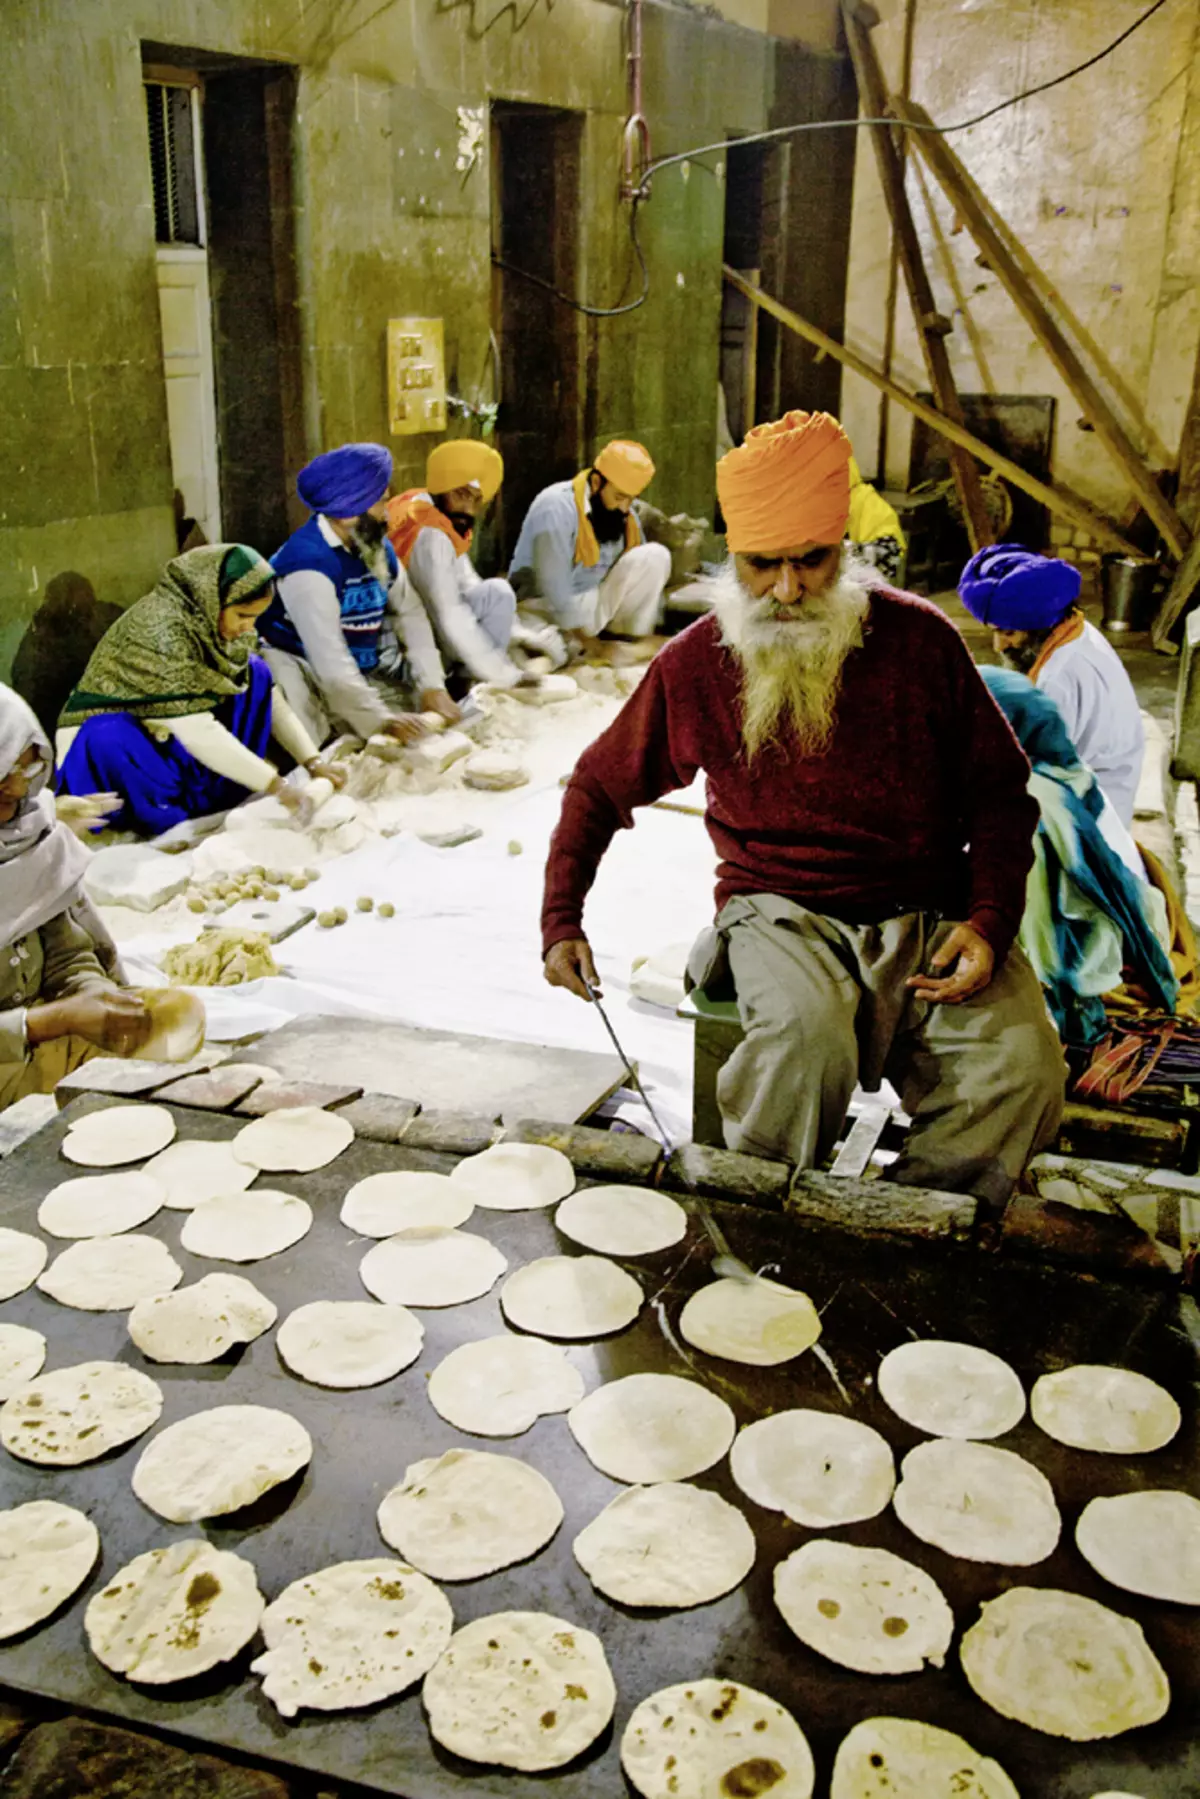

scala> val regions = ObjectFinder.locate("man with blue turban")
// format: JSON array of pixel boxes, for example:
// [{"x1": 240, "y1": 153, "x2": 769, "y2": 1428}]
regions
[
  {"x1": 261, "y1": 443, "x2": 453, "y2": 746},
  {"x1": 959, "y1": 545, "x2": 1144, "y2": 831}
]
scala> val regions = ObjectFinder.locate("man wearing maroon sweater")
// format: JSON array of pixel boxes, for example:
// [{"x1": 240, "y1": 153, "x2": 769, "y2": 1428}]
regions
[{"x1": 542, "y1": 412, "x2": 1065, "y2": 1206}]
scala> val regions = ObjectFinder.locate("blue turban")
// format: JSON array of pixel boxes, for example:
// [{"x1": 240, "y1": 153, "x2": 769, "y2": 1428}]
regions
[
  {"x1": 959, "y1": 545, "x2": 1082, "y2": 631},
  {"x1": 296, "y1": 443, "x2": 393, "y2": 517}
]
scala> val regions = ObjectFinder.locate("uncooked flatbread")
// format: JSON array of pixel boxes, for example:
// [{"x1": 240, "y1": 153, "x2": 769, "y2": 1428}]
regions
[
  {"x1": 554, "y1": 1186, "x2": 687, "y2": 1257},
  {"x1": 878, "y1": 1339, "x2": 1026, "y2": 1439},
  {"x1": 679, "y1": 1276, "x2": 821, "y2": 1366},
  {"x1": 0, "y1": 1323, "x2": 46, "y2": 1398},
  {"x1": 0, "y1": 1228, "x2": 48, "y2": 1301},
  {"x1": 423, "y1": 1610, "x2": 615, "y2": 1771},
  {"x1": 1031, "y1": 1364, "x2": 1181, "y2": 1454},
  {"x1": 180, "y1": 1189, "x2": 312, "y2": 1262},
  {"x1": 427, "y1": 1335, "x2": 585, "y2": 1437},
  {"x1": 0, "y1": 1501, "x2": 100, "y2": 1640},
  {"x1": 232, "y1": 1105, "x2": 354, "y2": 1173},
  {"x1": 38, "y1": 1172, "x2": 165, "y2": 1239},
  {"x1": 830, "y1": 1717, "x2": 1020, "y2": 1799},
  {"x1": 359, "y1": 1228, "x2": 507, "y2": 1307},
  {"x1": 568, "y1": 1373, "x2": 736, "y2": 1484},
  {"x1": 277, "y1": 1300, "x2": 423, "y2": 1387},
  {"x1": 500, "y1": 1254, "x2": 643, "y2": 1339},
  {"x1": 341, "y1": 1170, "x2": 474, "y2": 1236},
  {"x1": 449, "y1": 1141, "x2": 575, "y2": 1210},
  {"x1": 37, "y1": 1235, "x2": 182, "y2": 1310},
  {"x1": 731, "y1": 1410, "x2": 895, "y2": 1528},
  {"x1": 573, "y1": 1483, "x2": 755, "y2": 1608},
  {"x1": 61, "y1": 1103, "x2": 176, "y2": 1167},
  {"x1": 960, "y1": 1587, "x2": 1170, "y2": 1739},
  {"x1": 377, "y1": 1448, "x2": 562, "y2": 1580},
  {"x1": 252, "y1": 1558, "x2": 453, "y2": 1717},
  {"x1": 142, "y1": 1139, "x2": 257, "y2": 1210},
  {"x1": 1076, "y1": 1490, "x2": 1200, "y2": 1603},
  {"x1": 1, "y1": 1361, "x2": 163, "y2": 1465},
  {"x1": 774, "y1": 1540, "x2": 954, "y2": 1675},
  {"x1": 622, "y1": 1680, "x2": 815, "y2": 1799},
  {"x1": 128, "y1": 1274, "x2": 277, "y2": 1363},
  {"x1": 893, "y1": 1439, "x2": 1061, "y2": 1565},
  {"x1": 85, "y1": 1539, "x2": 264, "y2": 1683},
  {"x1": 132, "y1": 1404, "x2": 312, "y2": 1521}
]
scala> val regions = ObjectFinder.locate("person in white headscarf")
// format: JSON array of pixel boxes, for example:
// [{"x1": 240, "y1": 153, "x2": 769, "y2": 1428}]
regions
[{"x1": 0, "y1": 685, "x2": 150, "y2": 1108}]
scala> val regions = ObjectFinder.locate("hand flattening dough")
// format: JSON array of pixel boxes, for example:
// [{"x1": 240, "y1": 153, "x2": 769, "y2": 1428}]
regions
[
  {"x1": 142, "y1": 1139, "x2": 256, "y2": 1210},
  {"x1": 0, "y1": 1324, "x2": 46, "y2": 1398},
  {"x1": 449, "y1": 1141, "x2": 575, "y2": 1210},
  {"x1": 359, "y1": 1228, "x2": 507, "y2": 1307},
  {"x1": 276, "y1": 1300, "x2": 423, "y2": 1387},
  {"x1": 132, "y1": 1404, "x2": 312, "y2": 1521},
  {"x1": 731, "y1": 1410, "x2": 895, "y2": 1528},
  {"x1": 0, "y1": 1501, "x2": 100, "y2": 1641},
  {"x1": 85, "y1": 1539, "x2": 264, "y2": 1683},
  {"x1": 573, "y1": 1483, "x2": 755, "y2": 1608},
  {"x1": 877, "y1": 1338, "x2": 1026, "y2": 1439},
  {"x1": 1075, "y1": 1490, "x2": 1200, "y2": 1603},
  {"x1": 892, "y1": 1439, "x2": 1061, "y2": 1565},
  {"x1": 1, "y1": 1361, "x2": 163, "y2": 1465},
  {"x1": 37, "y1": 1235, "x2": 182, "y2": 1310},
  {"x1": 568, "y1": 1373, "x2": 736, "y2": 1484},
  {"x1": 38, "y1": 1172, "x2": 164, "y2": 1239},
  {"x1": 679, "y1": 1276, "x2": 821, "y2": 1366},
  {"x1": 427, "y1": 1335, "x2": 585, "y2": 1437},
  {"x1": 1030, "y1": 1364, "x2": 1180, "y2": 1454},
  {"x1": 61, "y1": 1104, "x2": 176, "y2": 1167},
  {"x1": 180, "y1": 1189, "x2": 312, "y2": 1262},
  {"x1": 774, "y1": 1540, "x2": 954, "y2": 1675},
  {"x1": 622, "y1": 1681, "x2": 815, "y2": 1799},
  {"x1": 500, "y1": 1254, "x2": 643, "y2": 1340},
  {"x1": 232, "y1": 1105, "x2": 354, "y2": 1173},
  {"x1": 377, "y1": 1448, "x2": 562, "y2": 1579},
  {"x1": 0, "y1": 1228, "x2": 47, "y2": 1302},
  {"x1": 554, "y1": 1186, "x2": 687, "y2": 1257},
  {"x1": 128, "y1": 1274, "x2": 276, "y2": 1363},
  {"x1": 340, "y1": 1170, "x2": 475, "y2": 1236},
  {"x1": 830, "y1": 1717, "x2": 1020, "y2": 1799}
]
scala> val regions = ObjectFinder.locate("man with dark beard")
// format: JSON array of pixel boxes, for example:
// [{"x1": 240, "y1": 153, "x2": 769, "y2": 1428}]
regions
[
  {"x1": 262, "y1": 443, "x2": 449, "y2": 746},
  {"x1": 542, "y1": 411, "x2": 1065, "y2": 1206}
]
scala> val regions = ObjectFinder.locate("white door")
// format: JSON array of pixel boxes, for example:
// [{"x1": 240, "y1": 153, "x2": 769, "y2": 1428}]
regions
[{"x1": 155, "y1": 246, "x2": 221, "y2": 544}]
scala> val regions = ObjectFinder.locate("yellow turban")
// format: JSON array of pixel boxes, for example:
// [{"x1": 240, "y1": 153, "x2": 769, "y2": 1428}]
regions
[
  {"x1": 426, "y1": 440, "x2": 504, "y2": 503},
  {"x1": 594, "y1": 440, "x2": 655, "y2": 497},
  {"x1": 716, "y1": 410, "x2": 852, "y2": 553}
]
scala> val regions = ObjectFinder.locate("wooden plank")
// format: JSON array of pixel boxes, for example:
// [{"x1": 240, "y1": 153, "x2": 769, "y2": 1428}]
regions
[
  {"x1": 1151, "y1": 333, "x2": 1200, "y2": 647},
  {"x1": 1152, "y1": 532, "x2": 1200, "y2": 653},
  {"x1": 723, "y1": 267, "x2": 1144, "y2": 556},
  {"x1": 894, "y1": 96, "x2": 1190, "y2": 560},
  {"x1": 841, "y1": 6, "x2": 992, "y2": 550}
]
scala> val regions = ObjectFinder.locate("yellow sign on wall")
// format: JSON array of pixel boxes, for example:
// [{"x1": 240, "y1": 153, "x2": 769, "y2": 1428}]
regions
[{"x1": 387, "y1": 317, "x2": 447, "y2": 436}]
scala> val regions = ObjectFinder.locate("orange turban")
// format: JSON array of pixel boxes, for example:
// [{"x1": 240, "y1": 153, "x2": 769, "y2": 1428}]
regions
[
  {"x1": 716, "y1": 410, "x2": 852, "y2": 553},
  {"x1": 594, "y1": 440, "x2": 655, "y2": 497}
]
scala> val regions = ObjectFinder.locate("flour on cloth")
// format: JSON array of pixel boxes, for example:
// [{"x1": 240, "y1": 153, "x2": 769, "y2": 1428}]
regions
[
  {"x1": 359, "y1": 1228, "x2": 507, "y2": 1307},
  {"x1": 830, "y1": 1717, "x2": 1020, "y2": 1799},
  {"x1": 554, "y1": 1186, "x2": 687, "y2": 1257},
  {"x1": 500, "y1": 1254, "x2": 642, "y2": 1339},
  {"x1": 180, "y1": 1189, "x2": 312, "y2": 1262},
  {"x1": 877, "y1": 1339, "x2": 1026, "y2": 1439},
  {"x1": 85, "y1": 1539, "x2": 264, "y2": 1683},
  {"x1": 232, "y1": 1105, "x2": 354, "y2": 1173},
  {"x1": 731, "y1": 1410, "x2": 895, "y2": 1528},
  {"x1": 0, "y1": 1228, "x2": 47, "y2": 1301},
  {"x1": 622, "y1": 1680, "x2": 815, "y2": 1799},
  {"x1": 1, "y1": 1360, "x2": 163, "y2": 1465},
  {"x1": 568, "y1": 1373, "x2": 735, "y2": 1484},
  {"x1": 377, "y1": 1448, "x2": 562, "y2": 1580},
  {"x1": 892, "y1": 1439, "x2": 1061, "y2": 1565},
  {"x1": 573, "y1": 1482, "x2": 755, "y2": 1608},
  {"x1": 276, "y1": 1300, "x2": 423, "y2": 1387},
  {"x1": 427, "y1": 1335, "x2": 584, "y2": 1436},
  {"x1": 0, "y1": 1501, "x2": 99, "y2": 1639},
  {"x1": 679, "y1": 1276, "x2": 821, "y2": 1367},
  {"x1": 774, "y1": 1540, "x2": 954, "y2": 1675},
  {"x1": 61, "y1": 1104, "x2": 176, "y2": 1167},
  {"x1": 0, "y1": 1324, "x2": 46, "y2": 1398},
  {"x1": 449, "y1": 1141, "x2": 575, "y2": 1210},
  {"x1": 142, "y1": 1139, "x2": 257, "y2": 1210},
  {"x1": 37, "y1": 1235, "x2": 182, "y2": 1310},
  {"x1": 131, "y1": 1404, "x2": 312, "y2": 1521},
  {"x1": 1030, "y1": 1364, "x2": 1180, "y2": 1453},
  {"x1": 38, "y1": 1172, "x2": 164, "y2": 1239},
  {"x1": 128, "y1": 1274, "x2": 276, "y2": 1362},
  {"x1": 1075, "y1": 1490, "x2": 1200, "y2": 1603},
  {"x1": 341, "y1": 1170, "x2": 474, "y2": 1236}
]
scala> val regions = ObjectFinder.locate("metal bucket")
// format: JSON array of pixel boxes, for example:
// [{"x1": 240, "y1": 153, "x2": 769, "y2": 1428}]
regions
[{"x1": 1101, "y1": 555, "x2": 1158, "y2": 633}]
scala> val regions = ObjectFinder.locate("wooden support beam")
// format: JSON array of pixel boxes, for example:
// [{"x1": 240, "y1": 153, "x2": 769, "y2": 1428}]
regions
[
  {"x1": 893, "y1": 97, "x2": 1191, "y2": 561},
  {"x1": 1152, "y1": 335, "x2": 1200, "y2": 649},
  {"x1": 722, "y1": 266, "x2": 1144, "y2": 557},
  {"x1": 840, "y1": 4, "x2": 993, "y2": 551}
]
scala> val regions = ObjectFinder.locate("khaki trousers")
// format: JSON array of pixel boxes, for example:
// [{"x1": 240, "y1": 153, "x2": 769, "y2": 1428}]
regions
[{"x1": 695, "y1": 895, "x2": 1066, "y2": 1207}]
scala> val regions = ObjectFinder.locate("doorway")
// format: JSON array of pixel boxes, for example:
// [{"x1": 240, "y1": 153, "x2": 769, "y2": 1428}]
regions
[{"x1": 719, "y1": 138, "x2": 785, "y2": 445}]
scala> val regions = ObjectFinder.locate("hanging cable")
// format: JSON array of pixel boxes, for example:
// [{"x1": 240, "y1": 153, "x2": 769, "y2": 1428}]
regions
[{"x1": 490, "y1": 194, "x2": 650, "y2": 318}]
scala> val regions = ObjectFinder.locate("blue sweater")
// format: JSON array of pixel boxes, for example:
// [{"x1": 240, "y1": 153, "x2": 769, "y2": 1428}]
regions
[{"x1": 266, "y1": 517, "x2": 398, "y2": 673}]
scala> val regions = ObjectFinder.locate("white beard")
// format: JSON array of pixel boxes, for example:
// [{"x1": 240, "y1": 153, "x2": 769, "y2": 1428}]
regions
[{"x1": 706, "y1": 554, "x2": 873, "y2": 758}]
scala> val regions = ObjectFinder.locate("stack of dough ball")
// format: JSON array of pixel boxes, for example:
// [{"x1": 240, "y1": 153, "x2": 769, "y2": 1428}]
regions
[
  {"x1": 774, "y1": 1540, "x2": 954, "y2": 1675},
  {"x1": 878, "y1": 1339, "x2": 1026, "y2": 1438},
  {"x1": 554, "y1": 1186, "x2": 687, "y2": 1257},
  {"x1": 679, "y1": 1276, "x2": 821, "y2": 1367},
  {"x1": 143, "y1": 1139, "x2": 256, "y2": 1210},
  {"x1": 85, "y1": 1540, "x2": 264, "y2": 1683},
  {"x1": 500, "y1": 1254, "x2": 643, "y2": 1340},
  {"x1": 731, "y1": 1410, "x2": 895, "y2": 1528},
  {"x1": 38, "y1": 1236, "x2": 182, "y2": 1310},
  {"x1": 449, "y1": 1141, "x2": 575, "y2": 1210},
  {"x1": 276, "y1": 1300, "x2": 424, "y2": 1388},
  {"x1": 341, "y1": 1170, "x2": 475, "y2": 1237},
  {"x1": 378, "y1": 1448, "x2": 562, "y2": 1579},
  {"x1": 463, "y1": 750, "x2": 529, "y2": 791},
  {"x1": 830, "y1": 1718, "x2": 1020, "y2": 1799},
  {"x1": 0, "y1": 1501, "x2": 100, "y2": 1641},
  {"x1": 0, "y1": 1324, "x2": 46, "y2": 1398},
  {"x1": 622, "y1": 1681, "x2": 815, "y2": 1799},
  {"x1": 233, "y1": 1105, "x2": 354, "y2": 1174},
  {"x1": 1075, "y1": 1490, "x2": 1200, "y2": 1603},
  {"x1": 892, "y1": 1440, "x2": 1061, "y2": 1565},
  {"x1": 568, "y1": 1373, "x2": 736, "y2": 1483},
  {"x1": 181, "y1": 1190, "x2": 313, "y2": 1263},
  {"x1": 0, "y1": 1228, "x2": 47, "y2": 1301},
  {"x1": 132, "y1": 1405, "x2": 312, "y2": 1521},
  {"x1": 128, "y1": 1274, "x2": 277, "y2": 1363},
  {"x1": 1, "y1": 1362, "x2": 163, "y2": 1465},
  {"x1": 1030, "y1": 1365, "x2": 1181, "y2": 1453},
  {"x1": 360, "y1": 1228, "x2": 507, "y2": 1308},
  {"x1": 60, "y1": 1103, "x2": 176, "y2": 1167},
  {"x1": 427, "y1": 1336, "x2": 584, "y2": 1437},
  {"x1": 38, "y1": 1172, "x2": 164, "y2": 1239},
  {"x1": 573, "y1": 1483, "x2": 755, "y2": 1608}
]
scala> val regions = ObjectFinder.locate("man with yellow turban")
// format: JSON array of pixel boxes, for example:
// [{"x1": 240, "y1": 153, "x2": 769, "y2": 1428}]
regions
[
  {"x1": 542, "y1": 410, "x2": 1065, "y2": 1206},
  {"x1": 509, "y1": 440, "x2": 671, "y2": 658}
]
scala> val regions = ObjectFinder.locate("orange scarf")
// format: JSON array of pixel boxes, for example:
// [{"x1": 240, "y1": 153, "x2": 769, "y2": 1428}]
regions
[
  {"x1": 1029, "y1": 608, "x2": 1085, "y2": 682},
  {"x1": 386, "y1": 491, "x2": 468, "y2": 568},
  {"x1": 571, "y1": 469, "x2": 642, "y2": 569}
]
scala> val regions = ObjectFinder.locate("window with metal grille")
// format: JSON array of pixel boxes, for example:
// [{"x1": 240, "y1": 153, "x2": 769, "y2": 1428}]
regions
[{"x1": 145, "y1": 81, "x2": 202, "y2": 245}]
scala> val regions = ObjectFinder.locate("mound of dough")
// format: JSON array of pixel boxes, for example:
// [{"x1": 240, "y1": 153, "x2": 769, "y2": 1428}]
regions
[
  {"x1": 161, "y1": 927, "x2": 280, "y2": 987},
  {"x1": 359, "y1": 1228, "x2": 507, "y2": 1307},
  {"x1": 128, "y1": 1274, "x2": 277, "y2": 1363},
  {"x1": 555, "y1": 1186, "x2": 687, "y2": 1257},
  {"x1": 463, "y1": 751, "x2": 529, "y2": 791},
  {"x1": 679, "y1": 1276, "x2": 821, "y2": 1366},
  {"x1": 960, "y1": 1587, "x2": 1170, "y2": 1740},
  {"x1": 423, "y1": 1610, "x2": 615, "y2": 1771},
  {"x1": 38, "y1": 1172, "x2": 164, "y2": 1239},
  {"x1": 341, "y1": 1170, "x2": 475, "y2": 1236},
  {"x1": 573, "y1": 1483, "x2": 755, "y2": 1609},
  {"x1": 878, "y1": 1338, "x2": 1026, "y2": 1440},
  {"x1": 428, "y1": 1335, "x2": 584, "y2": 1437},
  {"x1": 623, "y1": 1680, "x2": 815, "y2": 1799},
  {"x1": 0, "y1": 1228, "x2": 47, "y2": 1301},
  {"x1": 774, "y1": 1540, "x2": 954, "y2": 1675},
  {"x1": 132, "y1": 1404, "x2": 312, "y2": 1521},
  {"x1": 277, "y1": 1300, "x2": 423, "y2": 1387},
  {"x1": 61, "y1": 1103, "x2": 176, "y2": 1167},
  {"x1": 142, "y1": 1139, "x2": 257, "y2": 1210},
  {"x1": 252, "y1": 1558, "x2": 453, "y2": 1717},
  {"x1": 731, "y1": 1410, "x2": 895, "y2": 1528},
  {"x1": 378, "y1": 1448, "x2": 562, "y2": 1580},
  {"x1": 85, "y1": 1539, "x2": 264, "y2": 1683},
  {"x1": 1076, "y1": 1490, "x2": 1200, "y2": 1603},
  {"x1": 0, "y1": 1324, "x2": 46, "y2": 1399},
  {"x1": 830, "y1": 1717, "x2": 1019, "y2": 1799},
  {"x1": 500, "y1": 1254, "x2": 643, "y2": 1340},
  {"x1": 1030, "y1": 1364, "x2": 1180, "y2": 1454},
  {"x1": 0, "y1": 1501, "x2": 100, "y2": 1640},
  {"x1": 449, "y1": 1141, "x2": 575, "y2": 1210},
  {"x1": 1, "y1": 1361, "x2": 163, "y2": 1465},
  {"x1": 181, "y1": 1189, "x2": 312, "y2": 1263},
  {"x1": 568, "y1": 1373, "x2": 736, "y2": 1484},
  {"x1": 232, "y1": 1105, "x2": 354, "y2": 1173},
  {"x1": 37, "y1": 1235, "x2": 182, "y2": 1311},
  {"x1": 893, "y1": 1439, "x2": 1061, "y2": 1565}
]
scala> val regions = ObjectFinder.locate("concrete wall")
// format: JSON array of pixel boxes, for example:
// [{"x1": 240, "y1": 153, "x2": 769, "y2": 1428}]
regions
[{"x1": 840, "y1": 0, "x2": 1200, "y2": 528}]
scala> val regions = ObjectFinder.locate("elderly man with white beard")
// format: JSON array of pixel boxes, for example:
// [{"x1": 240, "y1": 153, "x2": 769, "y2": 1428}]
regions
[{"x1": 541, "y1": 411, "x2": 1066, "y2": 1207}]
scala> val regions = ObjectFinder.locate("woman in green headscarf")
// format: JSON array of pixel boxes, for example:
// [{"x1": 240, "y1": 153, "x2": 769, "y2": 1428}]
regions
[{"x1": 56, "y1": 544, "x2": 343, "y2": 835}]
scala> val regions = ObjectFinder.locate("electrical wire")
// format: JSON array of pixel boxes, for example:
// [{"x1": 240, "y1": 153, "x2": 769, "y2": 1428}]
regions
[{"x1": 490, "y1": 195, "x2": 650, "y2": 317}]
